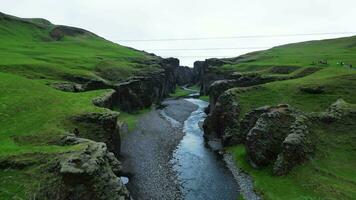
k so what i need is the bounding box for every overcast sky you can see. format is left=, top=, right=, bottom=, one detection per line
left=1, top=0, right=356, bottom=66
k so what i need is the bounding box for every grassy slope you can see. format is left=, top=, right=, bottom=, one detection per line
left=217, top=37, right=356, bottom=199
left=0, top=12, right=157, bottom=82
left=218, top=36, right=356, bottom=73
left=0, top=13, right=161, bottom=198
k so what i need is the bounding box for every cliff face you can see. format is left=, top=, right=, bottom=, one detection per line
left=193, top=59, right=231, bottom=95
left=175, top=66, right=195, bottom=86
left=92, top=58, right=196, bottom=112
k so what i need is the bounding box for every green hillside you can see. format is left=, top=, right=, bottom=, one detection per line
left=0, top=12, right=160, bottom=83
left=213, top=37, right=356, bottom=199
left=0, top=12, right=161, bottom=198
left=216, top=36, right=356, bottom=73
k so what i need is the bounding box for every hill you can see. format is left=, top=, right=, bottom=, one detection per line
left=198, top=36, right=356, bottom=199
left=0, top=12, right=189, bottom=199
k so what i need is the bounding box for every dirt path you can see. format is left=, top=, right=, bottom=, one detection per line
left=120, top=99, right=197, bottom=200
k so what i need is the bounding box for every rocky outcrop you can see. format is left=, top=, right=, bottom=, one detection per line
left=92, top=89, right=117, bottom=109
left=273, top=115, right=314, bottom=175
left=52, top=82, right=84, bottom=92
left=53, top=57, right=194, bottom=112
left=175, top=66, right=195, bottom=86
left=38, top=135, right=131, bottom=200
left=52, top=76, right=112, bottom=93
left=70, top=111, right=122, bottom=156
left=207, top=73, right=276, bottom=112
left=315, top=98, right=352, bottom=123
left=111, top=58, right=184, bottom=112
left=246, top=105, right=298, bottom=167
left=203, top=90, right=241, bottom=145
left=193, top=59, right=230, bottom=95
left=245, top=105, right=314, bottom=175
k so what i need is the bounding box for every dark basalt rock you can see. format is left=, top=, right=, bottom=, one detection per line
left=70, top=111, right=121, bottom=156
left=269, top=66, right=300, bottom=74
left=207, top=74, right=279, bottom=112
left=39, top=136, right=131, bottom=200
left=240, top=105, right=275, bottom=140
left=244, top=105, right=315, bottom=175
left=300, top=85, right=325, bottom=94
left=175, top=66, right=195, bottom=86
left=52, top=76, right=112, bottom=92
left=313, top=98, right=353, bottom=123
left=246, top=105, right=296, bottom=167
left=112, top=57, right=181, bottom=112
left=203, top=90, right=241, bottom=145
left=52, top=82, right=84, bottom=92
left=273, top=115, right=314, bottom=175
left=92, top=89, right=117, bottom=109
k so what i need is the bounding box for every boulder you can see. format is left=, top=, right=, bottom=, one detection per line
left=244, top=105, right=314, bottom=175
left=246, top=105, right=296, bottom=167
left=40, top=136, right=131, bottom=200
left=273, top=115, right=314, bottom=175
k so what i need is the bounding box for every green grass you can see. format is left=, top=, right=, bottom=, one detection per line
left=229, top=115, right=356, bottom=200
left=0, top=12, right=163, bottom=198
left=170, top=85, right=199, bottom=98
left=170, top=86, right=192, bottom=97
left=199, top=95, right=209, bottom=101
left=219, top=36, right=356, bottom=73
left=0, top=12, right=159, bottom=83
left=0, top=71, right=103, bottom=198
left=0, top=72, right=106, bottom=157
left=232, top=67, right=356, bottom=118
left=117, top=108, right=152, bottom=132
left=217, top=36, right=356, bottom=200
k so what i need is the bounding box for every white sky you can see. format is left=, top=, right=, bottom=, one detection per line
left=1, top=0, right=356, bottom=67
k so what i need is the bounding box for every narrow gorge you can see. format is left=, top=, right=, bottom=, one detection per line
left=1, top=11, right=356, bottom=200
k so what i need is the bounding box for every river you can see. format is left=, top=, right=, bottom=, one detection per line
left=170, top=98, right=239, bottom=200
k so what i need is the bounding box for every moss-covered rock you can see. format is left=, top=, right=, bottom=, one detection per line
left=203, top=90, right=241, bottom=145
left=246, top=105, right=296, bottom=167
left=39, top=136, right=131, bottom=200
left=70, top=111, right=121, bottom=156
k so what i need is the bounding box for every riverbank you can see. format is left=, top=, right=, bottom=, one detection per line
left=120, top=99, right=197, bottom=199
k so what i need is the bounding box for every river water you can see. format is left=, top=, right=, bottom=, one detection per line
left=171, top=98, right=239, bottom=200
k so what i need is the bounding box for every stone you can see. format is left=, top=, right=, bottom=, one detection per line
left=272, top=115, right=314, bottom=175
left=70, top=111, right=121, bottom=156
left=46, top=136, right=131, bottom=200
left=203, top=90, right=241, bottom=145
left=246, top=106, right=295, bottom=167
left=92, top=89, right=116, bottom=109
left=300, top=85, right=325, bottom=94
left=52, top=82, right=83, bottom=92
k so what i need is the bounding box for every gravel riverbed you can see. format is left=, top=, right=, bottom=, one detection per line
left=121, top=99, right=197, bottom=200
